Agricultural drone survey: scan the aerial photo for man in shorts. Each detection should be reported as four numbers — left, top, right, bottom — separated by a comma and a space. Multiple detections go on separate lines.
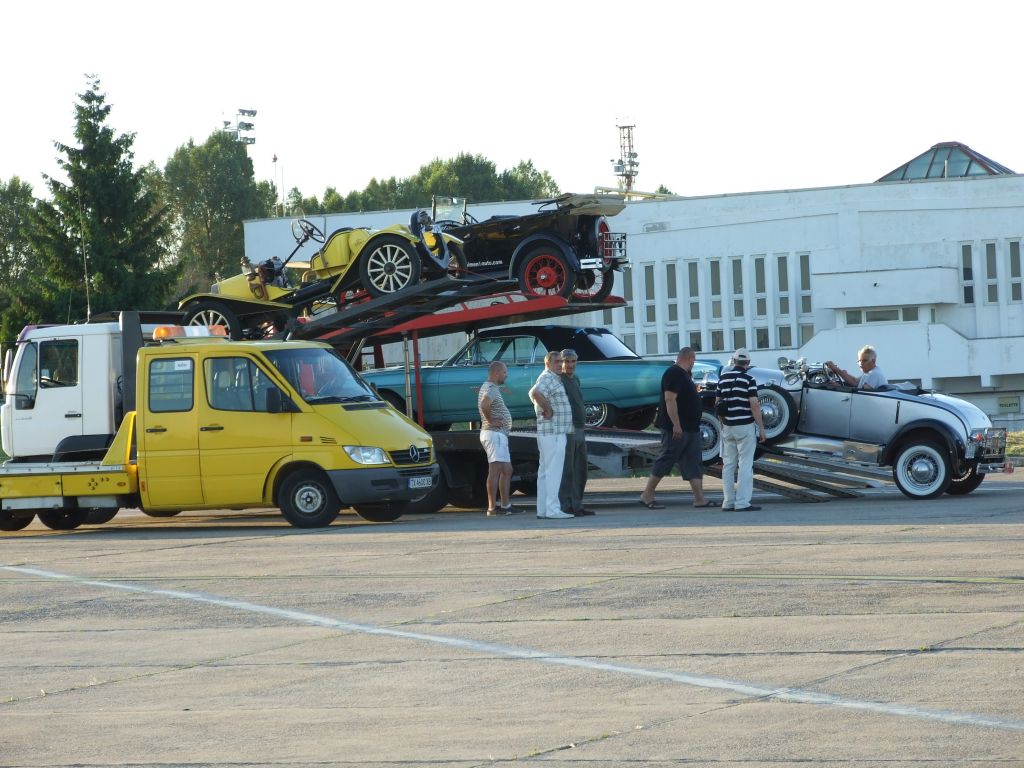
478, 360, 520, 516
639, 347, 715, 509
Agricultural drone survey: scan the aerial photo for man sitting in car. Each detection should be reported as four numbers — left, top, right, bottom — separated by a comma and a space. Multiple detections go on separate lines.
825, 345, 888, 390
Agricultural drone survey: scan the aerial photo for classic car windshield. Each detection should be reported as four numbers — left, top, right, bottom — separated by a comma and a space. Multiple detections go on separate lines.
444, 336, 542, 367
263, 347, 378, 405
585, 331, 640, 360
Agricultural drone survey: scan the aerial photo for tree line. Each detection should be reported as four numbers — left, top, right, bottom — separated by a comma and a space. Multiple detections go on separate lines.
0, 77, 561, 342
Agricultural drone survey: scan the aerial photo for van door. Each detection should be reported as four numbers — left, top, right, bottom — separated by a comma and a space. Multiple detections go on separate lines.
198, 356, 292, 508
138, 355, 204, 509
7, 338, 84, 459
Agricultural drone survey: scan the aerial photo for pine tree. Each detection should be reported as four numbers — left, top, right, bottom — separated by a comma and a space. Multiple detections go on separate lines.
29, 76, 177, 321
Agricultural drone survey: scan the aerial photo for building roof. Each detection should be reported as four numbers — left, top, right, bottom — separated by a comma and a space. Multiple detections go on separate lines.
877, 141, 1015, 182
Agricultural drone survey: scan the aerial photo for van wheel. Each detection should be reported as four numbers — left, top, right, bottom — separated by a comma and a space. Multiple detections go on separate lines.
893, 440, 951, 499
0, 511, 34, 531
353, 502, 408, 522
279, 469, 341, 528
84, 508, 119, 525
38, 510, 87, 530
143, 510, 182, 517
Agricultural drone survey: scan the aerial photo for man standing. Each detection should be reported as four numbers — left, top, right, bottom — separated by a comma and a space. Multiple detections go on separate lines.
478, 360, 518, 516
716, 348, 766, 512
558, 348, 593, 517
639, 347, 714, 509
528, 351, 574, 519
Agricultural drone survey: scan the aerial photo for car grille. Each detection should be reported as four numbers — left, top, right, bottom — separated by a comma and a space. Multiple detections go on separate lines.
389, 446, 432, 465
978, 428, 1007, 459
601, 232, 627, 262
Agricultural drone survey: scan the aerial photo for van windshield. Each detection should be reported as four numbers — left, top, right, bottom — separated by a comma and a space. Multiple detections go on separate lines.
263, 347, 379, 405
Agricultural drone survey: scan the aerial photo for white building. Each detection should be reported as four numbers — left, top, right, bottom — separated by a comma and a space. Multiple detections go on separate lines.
243, 142, 1024, 426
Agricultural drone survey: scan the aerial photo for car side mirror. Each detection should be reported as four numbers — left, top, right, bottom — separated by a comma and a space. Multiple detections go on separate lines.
265, 387, 297, 414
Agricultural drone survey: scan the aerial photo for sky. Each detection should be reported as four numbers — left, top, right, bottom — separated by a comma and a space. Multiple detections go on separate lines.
4, 0, 1023, 203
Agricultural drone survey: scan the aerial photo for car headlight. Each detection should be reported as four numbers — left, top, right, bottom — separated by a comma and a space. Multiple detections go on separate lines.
344, 446, 389, 465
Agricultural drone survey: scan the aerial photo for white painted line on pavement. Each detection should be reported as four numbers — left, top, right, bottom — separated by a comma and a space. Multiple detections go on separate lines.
4, 562, 1023, 732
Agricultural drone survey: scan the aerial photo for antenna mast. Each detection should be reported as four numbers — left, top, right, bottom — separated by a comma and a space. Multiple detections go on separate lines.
611, 124, 639, 193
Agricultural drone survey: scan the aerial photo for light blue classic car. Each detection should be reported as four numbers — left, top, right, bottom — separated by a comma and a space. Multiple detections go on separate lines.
360, 325, 717, 430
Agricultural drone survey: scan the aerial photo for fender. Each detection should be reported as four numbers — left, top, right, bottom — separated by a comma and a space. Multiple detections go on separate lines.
879, 419, 966, 470
508, 234, 581, 279
178, 292, 294, 314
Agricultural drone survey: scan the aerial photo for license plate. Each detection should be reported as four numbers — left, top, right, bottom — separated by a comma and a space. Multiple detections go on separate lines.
409, 476, 432, 489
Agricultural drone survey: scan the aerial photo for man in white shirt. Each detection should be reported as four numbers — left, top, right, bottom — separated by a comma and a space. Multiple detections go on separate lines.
528, 351, 575, 520
826, 345, 887, 390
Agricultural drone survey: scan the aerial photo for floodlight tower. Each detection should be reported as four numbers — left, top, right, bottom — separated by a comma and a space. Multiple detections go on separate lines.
611, 124, 639, 192
222, 108, 257, 146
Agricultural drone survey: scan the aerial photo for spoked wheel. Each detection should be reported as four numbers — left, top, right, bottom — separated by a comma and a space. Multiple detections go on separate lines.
699, 410, 723, 465
0, 511, 34, 531
571, 268, 615, 303
183, 300, 242, 340
359, 236, 422, 297
518, 246, 574, 298
892, 440, 951, 499
38, 510, 87, 531
279, 469, 341, 528
584, 402, 618, 428
757, 386, 798, 442
353, 501, 408, 523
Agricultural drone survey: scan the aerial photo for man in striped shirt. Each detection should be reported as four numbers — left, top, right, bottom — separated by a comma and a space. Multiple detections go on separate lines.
715, 348, 766, 512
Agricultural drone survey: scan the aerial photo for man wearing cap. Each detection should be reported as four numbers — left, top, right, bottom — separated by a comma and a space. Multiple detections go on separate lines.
558, 348, 594, 517
715, 348, 766, 512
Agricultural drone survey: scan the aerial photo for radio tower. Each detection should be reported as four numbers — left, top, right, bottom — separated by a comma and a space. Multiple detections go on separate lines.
611, 124, 639, 192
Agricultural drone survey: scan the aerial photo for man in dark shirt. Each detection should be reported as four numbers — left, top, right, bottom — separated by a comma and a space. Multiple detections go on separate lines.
640, 347, 715, 509
715, 348, 766, 512
558, 348, 594, 516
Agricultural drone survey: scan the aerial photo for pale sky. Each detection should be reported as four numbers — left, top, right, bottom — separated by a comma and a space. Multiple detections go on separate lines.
4, 0, 1022, 203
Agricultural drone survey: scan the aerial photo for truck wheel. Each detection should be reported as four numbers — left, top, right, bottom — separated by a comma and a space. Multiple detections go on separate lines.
892, 440, 951, 499
0, 511, 34, 531
946, 465, 985, 495
183, 300, 243, 340
359, 235, 422, 297
84, 508, 119, 525
757, 386, 797, 442
583, 402, 618, 429
353, 501, 408, 522
279, 469, 341, 528
143, 510, 182, 517
405, 473, 450, 514
517, 246, 574, 298
38, 510, 87, 530
699, 410, 723, 465
616, 406, 657, 431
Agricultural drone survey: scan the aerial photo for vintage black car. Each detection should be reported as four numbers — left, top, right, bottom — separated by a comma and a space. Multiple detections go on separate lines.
433, 194, 628, 302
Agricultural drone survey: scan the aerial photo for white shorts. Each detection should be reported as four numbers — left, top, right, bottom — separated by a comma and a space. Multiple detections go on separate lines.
480, 430, 511, 463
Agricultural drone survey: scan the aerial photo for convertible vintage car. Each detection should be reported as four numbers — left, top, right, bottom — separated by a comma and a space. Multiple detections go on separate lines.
361, 325, 717, 430
433, 194, 628, 302
697, 357, 1008, 499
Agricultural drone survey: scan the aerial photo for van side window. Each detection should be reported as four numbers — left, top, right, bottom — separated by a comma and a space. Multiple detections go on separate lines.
149, 358, 194, 413
39, 340, 79, 388
14, 342, 38, 410
205, 357, 261, 412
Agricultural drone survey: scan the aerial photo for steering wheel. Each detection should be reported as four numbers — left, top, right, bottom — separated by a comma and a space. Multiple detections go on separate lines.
292, 218, 326, 244
824, 364, 845, 386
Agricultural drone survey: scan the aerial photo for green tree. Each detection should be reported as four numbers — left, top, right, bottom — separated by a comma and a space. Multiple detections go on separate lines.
164, 130, 273, 294
29, 77, 176, 321
0, 176, 44, 341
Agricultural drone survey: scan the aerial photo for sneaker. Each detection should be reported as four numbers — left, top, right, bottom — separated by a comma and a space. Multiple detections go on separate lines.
573, 508, 596, 516
486, 508, 510, 517
501, 504, 525, 515
734, 504, 761, 512
544, 511, 575, 519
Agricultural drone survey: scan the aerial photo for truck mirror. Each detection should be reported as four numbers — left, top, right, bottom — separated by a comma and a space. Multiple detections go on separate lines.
13, 392, 35, 411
